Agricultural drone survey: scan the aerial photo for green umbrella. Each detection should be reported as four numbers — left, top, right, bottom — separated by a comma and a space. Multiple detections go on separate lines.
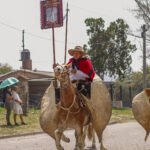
0, 77, 19, 90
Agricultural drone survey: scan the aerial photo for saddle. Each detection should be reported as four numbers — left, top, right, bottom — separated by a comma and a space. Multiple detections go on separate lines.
53, 79, 91, 104
73, 80, 91, 99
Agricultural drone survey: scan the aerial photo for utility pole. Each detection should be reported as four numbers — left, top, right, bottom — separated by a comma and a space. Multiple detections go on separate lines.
64, 2, 69, 64
22, 30, 25, 50
142, 24, 147, 89
52, 24, 56, 66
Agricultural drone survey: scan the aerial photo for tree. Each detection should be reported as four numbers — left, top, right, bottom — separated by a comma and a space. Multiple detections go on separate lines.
134, 0, 150, 25
85, 18, 136, 79
0, 63, 13, 74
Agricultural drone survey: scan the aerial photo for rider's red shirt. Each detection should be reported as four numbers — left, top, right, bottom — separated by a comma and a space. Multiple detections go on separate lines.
67, 57, 95, 81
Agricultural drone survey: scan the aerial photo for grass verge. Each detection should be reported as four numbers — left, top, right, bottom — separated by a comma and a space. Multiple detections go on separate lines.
110, 108, 134, 123
0, 107, 134, 137
0, 107, 41, 137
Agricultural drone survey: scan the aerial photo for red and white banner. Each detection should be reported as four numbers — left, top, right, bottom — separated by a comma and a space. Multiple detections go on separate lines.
40, 0, 63, 29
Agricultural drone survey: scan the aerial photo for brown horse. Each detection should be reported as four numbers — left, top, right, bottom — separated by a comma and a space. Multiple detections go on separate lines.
40, 64, 112, 150
54, 65, 91, 150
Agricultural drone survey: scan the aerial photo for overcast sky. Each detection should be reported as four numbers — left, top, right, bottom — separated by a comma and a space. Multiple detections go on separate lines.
0, 0, 145, 72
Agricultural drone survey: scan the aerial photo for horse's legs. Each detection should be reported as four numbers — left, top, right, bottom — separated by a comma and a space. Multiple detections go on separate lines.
74, 130, 79, 150
75, 127, 84, 150
94, 128, 106, 150
82, 126, 87, 147
98, 133, 107, 150
61, 133, 70, 143
74, 127, 86, 150
92, 130, 96, 149
55, 128, 64, 150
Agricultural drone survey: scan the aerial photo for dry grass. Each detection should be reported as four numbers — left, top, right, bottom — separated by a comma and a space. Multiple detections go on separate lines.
0, 107, 41, 137
0, 107, 134, 137
110, 108, 134, 123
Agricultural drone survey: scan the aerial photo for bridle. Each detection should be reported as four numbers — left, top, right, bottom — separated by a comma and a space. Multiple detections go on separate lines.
55, 65, 81, 124
58, 94, 81, 124
54, 65, 70, 89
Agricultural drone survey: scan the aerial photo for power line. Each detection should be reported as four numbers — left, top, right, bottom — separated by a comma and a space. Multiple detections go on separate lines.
2, 19, 150, 46
25, 31, 51, 41
25, 31, 80, 45
127, 32, 150, 42
0, 21, 22, 32
127, 32, 141, 39
0, 20, 79, 45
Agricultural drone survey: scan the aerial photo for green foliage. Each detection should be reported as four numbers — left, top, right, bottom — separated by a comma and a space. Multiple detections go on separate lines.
113, 69, 144, 103
85, 18, 136, 79
134, 0, 150, 25
85, 18, 108, 78
0, 63, 12, 74
130, 71, 143, 88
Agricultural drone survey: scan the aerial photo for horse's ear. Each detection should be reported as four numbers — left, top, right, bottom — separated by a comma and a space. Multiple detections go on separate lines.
53, 63, 59, 69
64, 65, 68, 69
64, 65, 70, 73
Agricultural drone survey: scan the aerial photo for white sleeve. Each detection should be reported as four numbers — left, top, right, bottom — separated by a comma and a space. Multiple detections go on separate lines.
12, 92, 20, 101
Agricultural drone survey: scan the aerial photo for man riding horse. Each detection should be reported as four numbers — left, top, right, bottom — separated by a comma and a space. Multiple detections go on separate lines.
40, 47, 111, 150
67, 46, 95, 82
55, 46, 95, 103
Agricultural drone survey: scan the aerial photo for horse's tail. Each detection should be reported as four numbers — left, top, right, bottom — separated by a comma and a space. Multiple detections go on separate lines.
87, 123, 94, 140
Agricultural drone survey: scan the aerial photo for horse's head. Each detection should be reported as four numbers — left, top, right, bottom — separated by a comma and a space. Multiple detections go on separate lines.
54, 64, 70, 88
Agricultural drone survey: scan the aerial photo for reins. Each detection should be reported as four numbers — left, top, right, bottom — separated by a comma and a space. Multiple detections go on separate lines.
55, 65, 83, 124
58, 93, 81, 124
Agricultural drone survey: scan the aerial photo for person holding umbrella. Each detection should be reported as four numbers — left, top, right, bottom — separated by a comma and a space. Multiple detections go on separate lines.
0, 77, 20, 126
2, 87, 13, 126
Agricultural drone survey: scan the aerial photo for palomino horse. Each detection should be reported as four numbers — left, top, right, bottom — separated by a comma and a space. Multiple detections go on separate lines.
40, 64, 112, 150
132, 89, 150, 141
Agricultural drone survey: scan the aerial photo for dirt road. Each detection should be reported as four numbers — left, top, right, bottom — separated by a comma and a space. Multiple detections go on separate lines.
0, 122, 150, 150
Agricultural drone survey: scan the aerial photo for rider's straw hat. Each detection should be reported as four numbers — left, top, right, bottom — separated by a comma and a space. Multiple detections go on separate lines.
68, 46, 86, 56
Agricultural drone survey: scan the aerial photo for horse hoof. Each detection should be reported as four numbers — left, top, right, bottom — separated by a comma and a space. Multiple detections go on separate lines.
59, 147, 64, 150
65, 137, 70, 143
100, 145, 107, 150
74, 147, 79, 150
61, 134, 70, 143
100, 147, 107, 150
92, 144, 96, 149
57, 145, 64, 150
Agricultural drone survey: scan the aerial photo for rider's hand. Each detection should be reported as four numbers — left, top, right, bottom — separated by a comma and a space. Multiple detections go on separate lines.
71, 69, 77, 74
66, 63, 72, 68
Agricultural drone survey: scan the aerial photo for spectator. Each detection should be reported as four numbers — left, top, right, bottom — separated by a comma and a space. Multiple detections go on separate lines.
11, 86, 26, 125
2, 87, 13, 126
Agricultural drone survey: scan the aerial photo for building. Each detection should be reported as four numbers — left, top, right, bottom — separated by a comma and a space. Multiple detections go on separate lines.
0, 69, 54, 113
0, 49, 54, 113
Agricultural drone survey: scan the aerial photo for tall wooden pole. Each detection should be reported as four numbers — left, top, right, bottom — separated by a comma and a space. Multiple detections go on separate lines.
142, 24, 147, 89
52, 24, 56, 66
22, 30, 25, 50
64, 2, 69, 64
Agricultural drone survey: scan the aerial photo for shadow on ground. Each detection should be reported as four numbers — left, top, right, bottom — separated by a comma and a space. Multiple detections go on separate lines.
85, 146, 96, 150
0, 125, 15, 128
